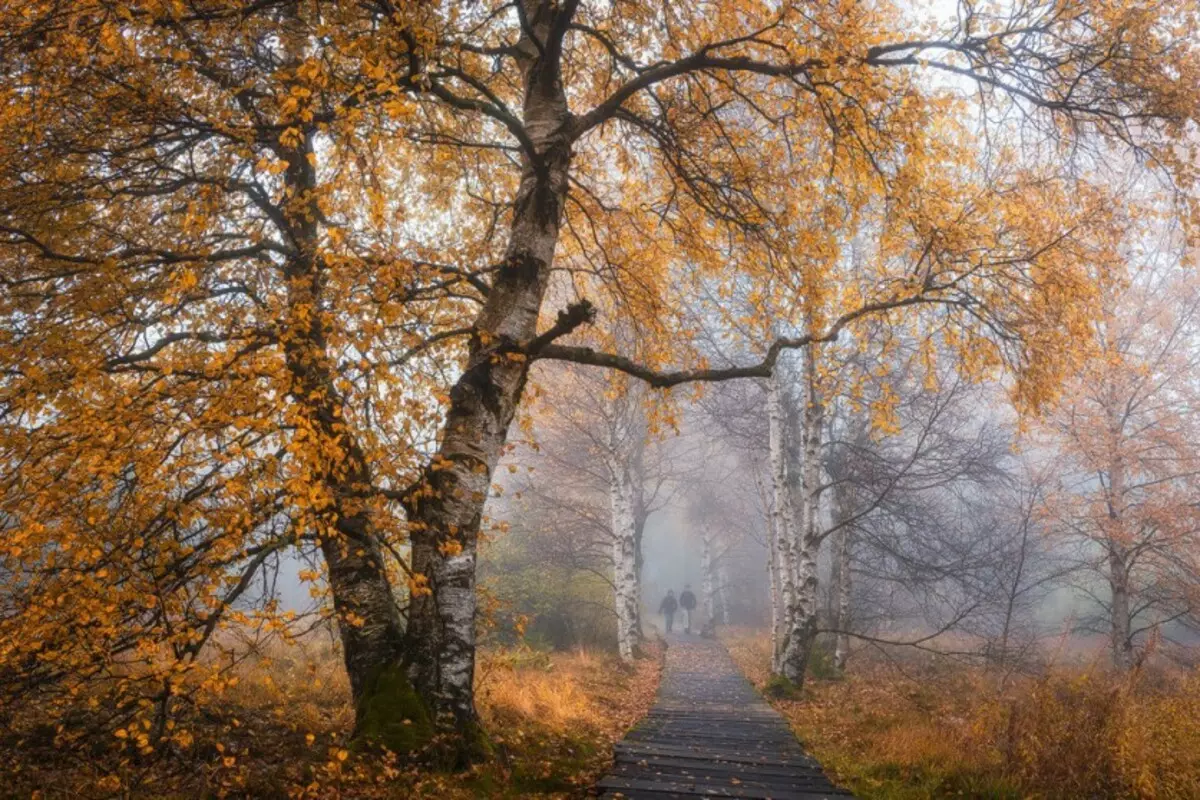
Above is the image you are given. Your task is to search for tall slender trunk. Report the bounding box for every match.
[766,509,784,671]
[766,373,799,675]
[609,456,641,662]
[701,532,716,623]
[1106,389,1134,672]
[779,346,824,686]
[832,484,852,672]
[1109,544,1134,670]
[716,558,730,625]
[400,2,573,759]
[629,428,648,641]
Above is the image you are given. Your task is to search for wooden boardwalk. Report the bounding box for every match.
[597,634,853,799]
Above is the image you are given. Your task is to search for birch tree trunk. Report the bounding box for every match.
[400,2,574,759]
[701,531,717,623]
[767,372,800,676]
[609,456,642,662]
[832,485,852,671]
[766,509,785,672]
[779,347,824,686]
[629,427,649,642]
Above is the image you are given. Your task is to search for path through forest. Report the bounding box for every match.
[596,634,853,799]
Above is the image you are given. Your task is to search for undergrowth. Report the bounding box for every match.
[723,628,1200,800]
[2,639,662,798]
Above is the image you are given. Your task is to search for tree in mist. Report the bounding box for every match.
[2,0,1198,758]
[501,364,680,661]
[1043,252,1200,670]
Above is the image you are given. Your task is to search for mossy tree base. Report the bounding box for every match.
[352,664,435,756]
[352,663,493,769]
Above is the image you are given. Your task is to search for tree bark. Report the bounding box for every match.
[400,1,573,759]
[1109,544,1134,670]
[832,485,852,672]
[701,531,717,623]
[766,372,800,676]
[766,508,785,672]
[1106,391,1135,672]
[609,456,642,662]
[779,347,824,686]
[763,371,801,676]
[275,118,420,751]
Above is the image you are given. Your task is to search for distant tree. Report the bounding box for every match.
[1042,251,1200,670]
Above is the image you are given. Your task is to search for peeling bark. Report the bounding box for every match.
[766,509,784,672]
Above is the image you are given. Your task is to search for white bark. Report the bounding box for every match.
[609,461,641,662]
[716,558,730,626]
[779,347,825,685]
[767,372,801,675]
[766,508,784,672]
[701,531,716,622]
[606,391,646,663]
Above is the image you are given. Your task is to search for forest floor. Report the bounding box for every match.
[3,639,662,799]
[722,627,1200,799]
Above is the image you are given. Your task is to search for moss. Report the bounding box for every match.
[763,673,799,699]
[352,664,435,755]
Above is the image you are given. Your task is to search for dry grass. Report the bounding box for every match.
[723,627,1200,800]
[2,638,662,799]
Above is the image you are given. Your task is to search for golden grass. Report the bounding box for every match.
[722,627,1200,800]
[4,638,662,799]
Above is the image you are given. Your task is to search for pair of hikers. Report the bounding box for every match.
[659,586,697,634]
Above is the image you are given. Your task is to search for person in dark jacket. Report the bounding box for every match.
[678,585,698,633]
[659,589,678,633]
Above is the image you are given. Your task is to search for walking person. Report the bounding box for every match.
[679,584,697,634]
[659,589,678,633]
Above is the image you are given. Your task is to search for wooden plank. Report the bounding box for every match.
[597,775,853,799]
[614,742,821,768]
[607,765,841,793]
[597,636,853,799]
[612,754,829,780]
